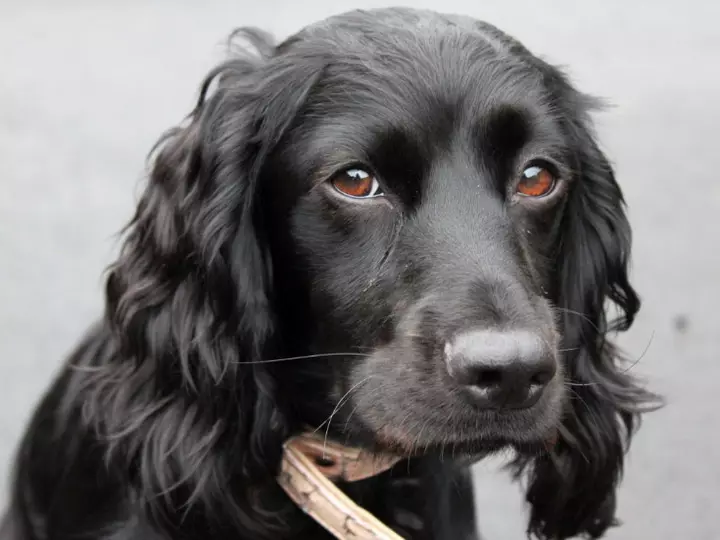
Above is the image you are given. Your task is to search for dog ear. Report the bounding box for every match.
[81,29,323,534]
[518,92,661,539]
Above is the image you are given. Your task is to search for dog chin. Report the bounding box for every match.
[367,396,564,459]
[363,411,560,460]
[436,424,558,456]
[367,433,555,463]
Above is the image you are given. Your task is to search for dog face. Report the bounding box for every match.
[265,18,572,453]
[98,8,658,539]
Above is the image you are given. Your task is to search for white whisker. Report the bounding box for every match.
[311,376,374,454]
[228,352,371,365]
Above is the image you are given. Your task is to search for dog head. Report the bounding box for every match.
[94,8,659,538]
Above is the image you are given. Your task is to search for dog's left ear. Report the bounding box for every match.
[518,85,661,539]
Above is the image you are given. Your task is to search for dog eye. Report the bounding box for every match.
[517,165,556,197]
[330,168,384,199]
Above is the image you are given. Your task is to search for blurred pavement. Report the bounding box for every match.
[1,1,719,538]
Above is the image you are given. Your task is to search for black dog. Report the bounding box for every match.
[1,8,659,540]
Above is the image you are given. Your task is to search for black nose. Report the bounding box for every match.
[444,330,556,409]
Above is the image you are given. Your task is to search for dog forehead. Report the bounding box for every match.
[285,9,547,125]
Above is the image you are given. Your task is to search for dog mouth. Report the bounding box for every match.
[379,412,560,456]
[326,383,565,461]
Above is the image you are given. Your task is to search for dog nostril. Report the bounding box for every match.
[530,367,554,386]
[474,368,503,387]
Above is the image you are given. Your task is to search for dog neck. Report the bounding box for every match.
[278,432,404,539]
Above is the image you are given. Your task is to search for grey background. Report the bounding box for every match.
[1,0,718,538]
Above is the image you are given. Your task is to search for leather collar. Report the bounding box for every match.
[278,432,403,539]
[278,430,561,538]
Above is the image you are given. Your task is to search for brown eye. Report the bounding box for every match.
[517,165,556,197]
[330,168,383,198]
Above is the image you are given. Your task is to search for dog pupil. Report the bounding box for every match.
[342,172,371,196]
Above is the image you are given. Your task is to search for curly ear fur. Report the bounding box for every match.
[515,92,662,539]
[79,30,323,536]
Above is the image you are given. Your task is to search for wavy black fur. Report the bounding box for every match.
[1,8,659,540]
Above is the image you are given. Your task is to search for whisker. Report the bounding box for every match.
[342,383,387,432]
[228,352,371,365]
[342,403,364,433]
[556,423,589,464]
[408,415,433,459]
[553,307,600,332]
[566,387,594,421]
[619,330,655,374]
[313,376,374,453]
[558,391,593,464]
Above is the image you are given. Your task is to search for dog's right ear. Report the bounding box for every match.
[81,29,324,534]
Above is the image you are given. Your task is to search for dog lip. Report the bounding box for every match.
[369,405,560,455]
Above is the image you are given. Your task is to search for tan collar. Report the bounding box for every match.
[278,432,403,539]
